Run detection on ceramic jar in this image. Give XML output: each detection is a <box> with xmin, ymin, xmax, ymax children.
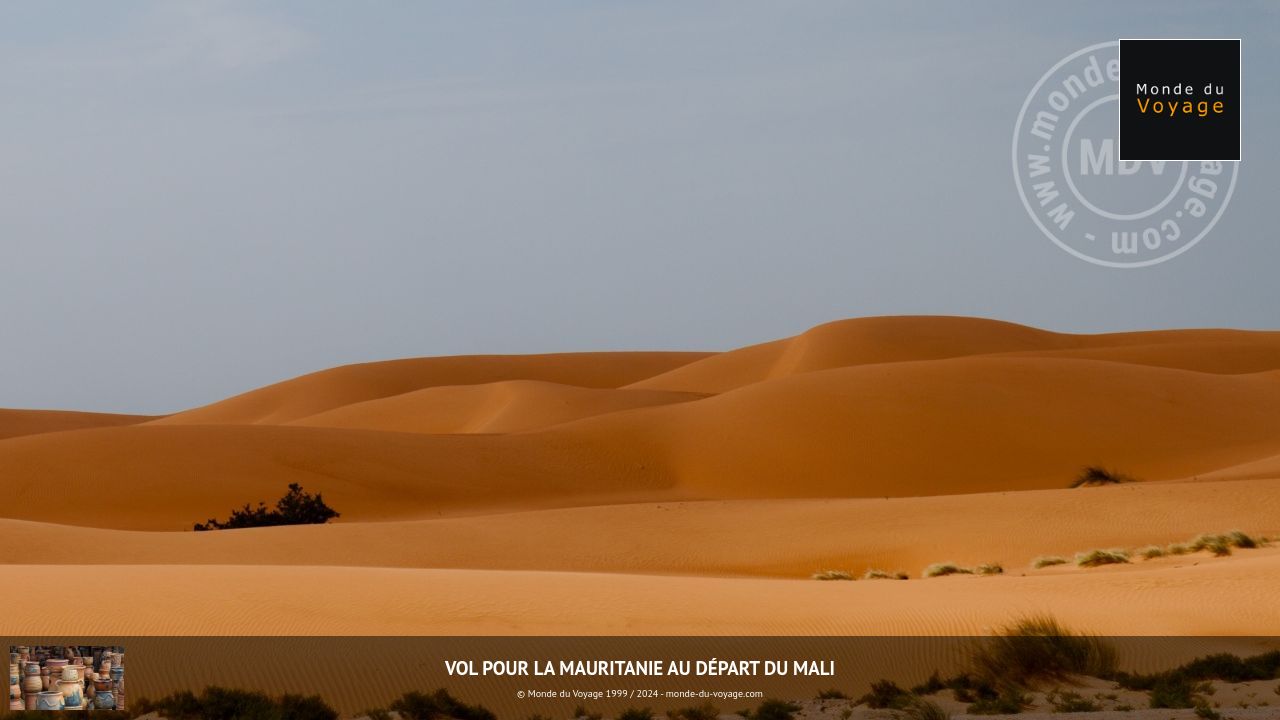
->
<box><xmin>59</xmin><ymin>678</ymin><xmax>83</xmax><ymax>709</ymax></box>
<box><xmin>96</xmin><ymin>688</ymin><xmax>116</xmax><ymax>710</ymax></box>
<box><xmin>111</xmin><ymin>665</ymin><xmax>124</xmax><ymax>683</ymax></box>
<box><xmin>21</xmin><ymin>671</ymin><xmax>41</xmax><ymax>694</ymax></box>
<box><xmin>36</xmin><ymin>690</ymin><xmax>63</xmax><ymax>711</ymax></box>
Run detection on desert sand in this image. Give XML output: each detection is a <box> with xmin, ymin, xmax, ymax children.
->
<box><xmin>4</xmin><ymin>316</ymin><xmax>1280</xmax><ymax>640</ymax></box>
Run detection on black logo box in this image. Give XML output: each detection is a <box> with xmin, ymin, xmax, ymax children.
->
<box><xmin>1119</xmin><ymin>38</ymin><xmax>1241</xmax><ymax>161</ymax></box>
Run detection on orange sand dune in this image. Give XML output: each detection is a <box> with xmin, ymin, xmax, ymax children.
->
<box><xmin>7</xmin><ymin>552</ymin><xmax>1280</xmax><ymax>636</ymax></box>
<box><xmin>289</xmin><ymin>380</ymin><xmax>705</xmax><ymax>434</ymax></box>
<box><xmin>0</xmin><ymin>408</ymin><xmax>153</xmax><ymax>441</ymax></box>
<box><xmin>4</xmin><ymin>357</ymin><xmax>1280</xmax><ymax>530</ymax></box>
<box><xmin>4</xmin><ymin>478</ymin><xmax>1277</xmax><ymax>577</ymax></box>
<box><xmin>629</xmin><ymin>316</ymin><xmax>1280</xmax><ymax>393</ymax></box>
<box><xmin>152</xmin><ymin>351</ymin><xmax>710</xmax><ymax>425</ymax></box>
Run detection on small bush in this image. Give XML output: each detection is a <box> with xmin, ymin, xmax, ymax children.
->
<box><xmin>751</xmin><ymin>699</ymin><xmax>800</xmax><ymax>720</ymax></box>
<box><xmin>617</xmin><ymin>707</ymin><xmax>654</xmax><ymax>720</ymax></box>
<box><xmin>857</xmin><ymin>679</ymin><xmax>912</xmax><ymax>709</ymax></box>
<box><xmin>862</xmin><ymin>568</ymin><xmax>909</xmax><ymax>580</ymax></box>
<box><xmin>815</xmin><ymin>689</ymin><xmax>847</xmax><ymax>699</ymax></box>
<box><xmin>811</xmin><ymin>569</ymin><xmax>853</xmax><ymax>580</ymax></box>
<box><xmin>975</xmin><ymin>562</ymin><xmax>1004</xmax><ymax>576</ymax></box>
<box><xmin>910</xmin><ymin>671</ymin><xmax>947</xmax><ymax>696</ymax></box>
<box><xmin>1139</xmin><ymin>544</ymin><xmax>1166</xmax><ymax>560</ymax></box>
<box><xmin>1031</xmin><ymin>555</ymin><xmax>1068</xmax><ymax>569</ymax></box>
<box><xmin>1149</xmin><ymin>675</ymin><xmax>1198</xmax><ymax>709</ymax></box>
<box><xmin>194</xmin><ymin>483</ymin><xmax>340</xmax><ymax>531</ymax></box>
<box><xmin>1167</xmin><ymin>542</ymin><xmax>1193</xmax><ymax>555</ymax></box>
<box><xmin>923</xmin><ymin>562</ymin><xmax>973</xmax><ymax>578</ymax></box>
<box><xmin>966</xmin><ymin>688</ymin><xmax>1028</xmax><ymax>715</ymax></box>
<box><xmin>1071</xmin><ymin>466</ymin><xmax>1134</xmax><ymax>488</ymax></box>
<box><xmin>1190</xmin><ymin>534</ymin><xmax>1232</xmax><ymax>556</ymax></box>
<box><xmin>1075</xmin><ymin>548</ymin><xmax>1130</xmax><ymax>567</ymax></box>
<box><xmin>970</xmin><ymin>615</ymin><xmax>1117</xmax><ymax>687</ymax></box>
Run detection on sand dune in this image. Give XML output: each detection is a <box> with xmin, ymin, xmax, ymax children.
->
<box><xmin>5</xmin><ymin>357</ymin><xmax>1280</xmax><ymax>530</ymax></box>
<box><xmin>4</xmin><ymin>478</ymin><xmax>1277</xmax><ymax>578</ymax></box>
<box><xmin>629</xmin><ymin>316</ymin><xmax>1280</xmax><ymax>393</ymax></box>
<box><xmin>151</xmin><ymin>351</ymin><xmax>710</xmax><ymax>425</ymax></box>
<box><xmin>4</xmin><ymin>315</ymin><xmax>1280</xmax><ymax>648</ymax></box>
<box><xmin>7</xmin><ymin>551</ymin><xmax>1280</xmax><ymax>636</ymax></box>
<box><xmin>0</xmin><ymin>408</ymin><xmax>152</xmax><ymax>440</ymax></box>
<box><xmin>290</xmin><ymin>380</ymin><xmax>705</xmax><ymax>434</ymax></box>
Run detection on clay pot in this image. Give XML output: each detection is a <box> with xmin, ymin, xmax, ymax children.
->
<box><xmin>95</xmin><ymin>688</ymin><xmax>116</xmax><ymax>710</ymax></box>
<box><xmin>24</xmin><ymin>694</ymin><xmax>38</xmax><ymax>711</ymax></box>
<box><xmin>61</xmin><ymin>665</ymin><xmax>80</xmax><ymax>682</ymax></box>
<box><xmin>36</xmin><ymin>690</ymin><xmax>63</xmax><ymax>711</ymax></box>
<box><xmin>9</xmin><ymin>697</ymin><xmax>23</xmax><ymax>711</ymax></box>
<box><xmin>21</xmin><ymin>673</ymin><xmax>42</xmax><ymax>694</ymax></box>
<box><xmin>45</xmin><ymin>659</ymin><xmax>67</xmax><ymax>671</ymax></box>
<box><xmin>111</xmin><ymin>665</ymin><xmax>124</xmax><ymax>683</ymax></box>
<box><xmin>23</xmin><ymin>662</ymin><xmax>39</xmax><ymax>677</ymax></box>
<box><xmin>95</xmin><ymin>677</ymin><xmax>112</xmax><ymax>692</ymax></box>
<box><xmin>59</xmin><ymin>678</ymin><xmax>83</xmax><ymax>709</ymax></box>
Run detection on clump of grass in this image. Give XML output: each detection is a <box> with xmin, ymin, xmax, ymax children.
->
<box><xmin>811</xmin><ymin>569</ymin><xmax>854</xmax><ymax>581</ymax></box>
<box><xmin>862</xmin><ymin>568</ymin><xmax>909</xmax><ymax>580</ymax></box>
<box><xmin>1031</xmin><ymin>555</ymin><xmax>1068</xmax><ymax>569</ymax></box>
<box><xmin>856</xmin><ymin>680</ymin><xmax>912</xmax><ymax>710</ymax></box>
<box><xmin>751</xmin><ymin>700</ymin><xmax>800</xmax><ymax>720</ymax></box>
<box><xmin>975</xmin><ymin>562</ymin><xmax>1004</xmax><ymax>576</ymax></box>
<box><xmin>923</xmin><ymin>562</ymin><xmax>974</xmax><ymax>578</ymax></box>
<box><xmin>1167</xmin><ymin>542</ymin><xmax>1193</xmax><ymax>555</ymax></box>
<box><xmin>1075</xmin><ymin>548</ymin><xmax>1130</xmax><ymax>567</ymax></box>
<box><xmin>1190</xmin><ymin>534</ymin><xmax>1233</xmax><ymax>557</ymax></box>
<box><xmin>1139</xmin><ymin>544</ymin><xmax>1166</xmax><ymax>560</ymax></box>
<box><xmin>970</xmin><ymin>615</ymin><xmax>1118</xmax><ymax>687</ymax></box>
<box><xmin>903</xmin><ymin>699</ymin><xmax>952</xmax><ymax>720</ymax></box>
<box><xmin>1070</xmin><ymin>465</ymin><xmax>1134</xmax><ymax>488</ymax></box>
<box><xmin>1227</xmin><ymin>529</ymin><xmax>1261</xmax><ymax>548</ymax></box>
<box><xmin>966</xmin><ymin>688</ymin><xmax>1028</xmax><ymax>715</ymax></box>
<box><xmin>815</xmin><ymin>689</ymin><xmax>847</xmax><ymax>700</ymax></box>
<box><xmin>1046</xmin><ymin>689</ymin><xmax>1102</xmax><ymax>713</ymax></box>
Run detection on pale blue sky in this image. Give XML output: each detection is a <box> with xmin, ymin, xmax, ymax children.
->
<box><xmin>2</xmin><ymin>1</ymin><xmax>1277</xmax><ymax>413</ymax></box>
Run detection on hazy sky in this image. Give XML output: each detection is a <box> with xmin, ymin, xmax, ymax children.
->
<box><xmin>2</xmin><ymin>1</ymin><xmax>1277</xmax><ymax>414</ymax></box>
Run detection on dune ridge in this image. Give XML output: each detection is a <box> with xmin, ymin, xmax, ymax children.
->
<box><xmin>3</xmin><ymin>316</ymin><xmax>1280</xmax><ymax>640</ymax></box>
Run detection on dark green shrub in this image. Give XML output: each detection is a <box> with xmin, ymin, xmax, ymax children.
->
<box><xmin>857</xmin><ymin>679</ymin><xmax>912</xmax><ymax>709</ymax></box>
<box><xmin>910</xmin><ymin>671</ymin><xmax>946</xmax><ymax>696</ymax></box>
<box><xmin>970</xmin><ymin>615</ymin><xmax>1117</xmax><ymax>686</ymax></box>
<box><xmin>1071</xmin><ymin>466</ymin><xmax>1133</xmax><ymax>487</ymax></box>
<box><xmin>195</xmin><ymin>483</ymin><xmax>340</xmax><ymax>530</ymax></box>
<box><xmin>966</xmin><ymin>687</ymin><xmax>1028</xmax><ymax>715</ymax></box>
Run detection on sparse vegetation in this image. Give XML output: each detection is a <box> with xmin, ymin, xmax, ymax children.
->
<box><xmin>1046</xmin><ymin>689</ymin><xmax>1102</xmax><ymax>712</ymax></box>
<box><xmin>903</xmin><ymin>698</ymin><xmax>952</xmax><ymax>720</ymax></box>
<box><xmin>1031</xmin><ymin>555</ymin><xmax>1068</xmax><ymax>569</ymax></box>
<box><xmin>970</xmin><ymin>615</ymin><xmax>1117</xmax><ymax>686</ymax></box>
<box><xmin>666</xmin><ymin>703</ymin><xmax>718</xmax><ymax>720</ymax></box>
<box><xmin>965</xmin><ymin>688</ymin><xmax>1028</xmax><ymax>715</ymax></box>
<box><xmin>1071</xmin><ymin>465</ymin><xmax>1134</xmax><ymax>488</ymax></box>
<box><xmin>618</xmin><ymin>707</ymin><xmax>654</xmax><ymax>720</ymax></box>
<box><xmin>923</xmin><ymin>562</ymin><xmax>973</xmax><ymax>578</ymax></box>
<box><xmin>815</xmin><ymin>689</ymin><xmax>848</xmax><ymax>700</ymax></box>
<box><xmin>133</xmin><ymin>687</ymin><xmax>339</xmax><ymax>720</ymax></box>
<box><xmin>857</xmin><ymin>679</ymin><xmax>913</xmax><ymax>710</ymax></box>
<box><xmin>392</xmin><ymin>690</ymin><xmax>497</xmax><ymax>720</ymax></box>
<box><xmin>194</xmin><ymin>483</ymin><xmax>340</xmax><ymax>531</ymax></box>
<box><xmin>975</xmin><ymin>562</ymin><xmax>1004</xmax><ymax>576</ymax></box>
<box><xmin>750</xmin><ymin>699</ymin><xmax>801</xmax><ymax>720</ymax></box>
<box><xmin>811</xmin><ymin>569</ymin><xmax>854</xmax><ymax>580</ymax></box>
<box><xmin>1139</xmin><ymin>544</ymin><xmax>1166</xmax><ymax>559</ymax></box>
<box><xmin>574</xmin><ymin>705</ymin><xmax>604</xmax><ymax>720</ymax></box>
<box><xmin>862</xmin><ymin>568</ymin><xmax>909</xmax><ymax>580</ymax></box>
<box><xmin>1075</xmin><ymin>548</ymin><xmax>1130</xmax><ymax>567</ymax></box>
